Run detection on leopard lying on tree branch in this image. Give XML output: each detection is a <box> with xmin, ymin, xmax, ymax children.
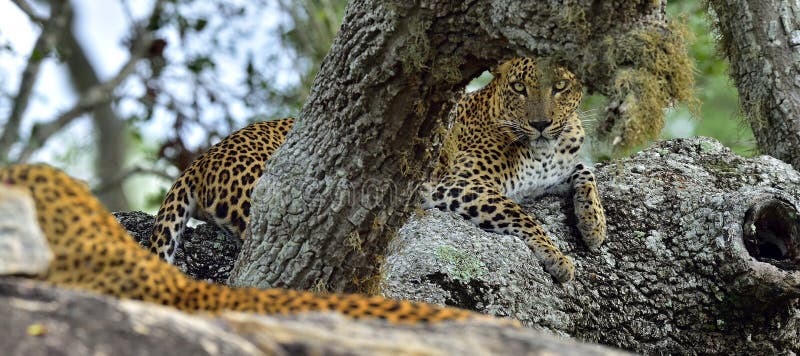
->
<box><xmin>151</xmin><ymin>58</ymin><xmax>606</xmax><ymax>283</ymax></box>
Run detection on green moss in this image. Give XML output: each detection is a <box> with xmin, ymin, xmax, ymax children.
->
<box><xmin>698</xmin><ymin>140</ymin><xmax>717</xmax><ymax>153</ymax></box>
<box><xmin>434</xmin><ymin>245</ymin><xmax>486</xmax><ymax>282</ymax></box>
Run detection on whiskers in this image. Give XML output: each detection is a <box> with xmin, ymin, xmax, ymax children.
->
<box><xmin>496</xmin><ymin>120</ymin><xmax>529</xmax><ymax>149</ymax></box>
<box><xmin>577</xmin><ymin>108</ymin><xmax>601</xmax><ymax>128</ymax></box>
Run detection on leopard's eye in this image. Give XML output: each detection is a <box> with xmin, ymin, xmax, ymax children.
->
<box><xmin>510</xmin><ymin>82</ymin><xmax>526</xmax><ymax>95</ymax></box>
<box><xmin>553</xmin><ymin>80</ymin><xmax>568</xmax><ymax>92</ymax></box>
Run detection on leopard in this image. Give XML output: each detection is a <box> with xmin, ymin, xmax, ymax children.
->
<box><xmin>152</xmin><ymin>119</ymin><xmax>293</xmax><ymax>263</ymax></box>
<box><xmin>0</xmin><ymin>163</ymin><xmax>485</xmax><ymax>324</ymax></box>
<box><xmin>150</xmin><ymin>57</ymin><xmax>605</xmax><ymax>283</ymax></box>
<box><xmin>421</xmin><ymin>57</ymin><xmax>606</xmax><ymax>282</ymax></box>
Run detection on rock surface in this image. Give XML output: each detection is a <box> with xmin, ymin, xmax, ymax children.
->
<box><xmin>0</xmin><ymin>185</ymin><xmax>52</xmax><ymax>276</ymax></box>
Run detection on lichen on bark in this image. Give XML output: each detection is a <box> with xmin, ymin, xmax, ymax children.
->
<box><xmin>707</xmin><ymin>0</ymin><xmax>800</xmax><ymax>171</ymax></box>
<box><xmin>584</xmin><ymin>20</ymin><xmax>696</xmax><ymax>151</ymax></box>
<box><xmin>384</xmin><ymin>137</ymin><xmax>800</xmax><ymax>354</ymax></box>
<box><xmin>115</xmin><ymin>137</ymin><xmax>800</xmax><ymax>353</ymax></box>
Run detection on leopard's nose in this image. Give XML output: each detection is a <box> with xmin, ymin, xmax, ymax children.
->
<box><xmin>530</xmin><ymin>120</ymin><xmax>552</xmax><ymax>132</ymax></box>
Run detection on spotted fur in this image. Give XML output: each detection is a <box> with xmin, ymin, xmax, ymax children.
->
<box><xmin>422</xmin><ymin>58</ymin><xmax>606</xmax><ymax>283</ymax></box>
<box><xmin>150</xmin><ymin>57</ymin><xmax>605</xmax><ymax>283</ymax></box>
<box><xmin>0</xmin><ymin>163</ymin><xmax>483</xmax><ymax>324</ymax></box>
<box><xmin>151</xmin><ymin>119</ymin><xmax>293</xmax><ymax>262</ymax></box>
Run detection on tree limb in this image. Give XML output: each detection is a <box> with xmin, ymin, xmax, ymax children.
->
<box><xmin>10</xmin><ymin>0</ymin><xmax>46</xmax><ymax>23</ymax></box>
<box><xmin>231</xmin><ymin>0</ymin><xmax>690</xmax><ymax>292</ymax></box>
<box><xmin>16</xmin><ymin>33</ymin><xmax>154</xmax><ymax>162</ymax></box>
<box><xmin>0</xmin><ymin>0</ymin><xmax>71</xmax><ymax>161</ymax></box>
<box><xmin>382</xmin><ymin>137</ymin><xmax>800</xmax><ymax>354</ymax></box>
<box><xmin>91</xmin><ymin>165</ymin><xmax>174</xmax><ymax>197</ymax></box>
<box><xmin>114</xmin><ymin>137</ymin><xmax>800</xmax><ymax>354</ymax></box>
<box><xmin>707</xmin><ymin>0</ymin><xmax>800</xmax><ymax>170</ymax></box>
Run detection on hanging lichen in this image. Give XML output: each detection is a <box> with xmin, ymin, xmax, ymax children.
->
<box><xmin>583</xmin><ymin>19</ymin><xmax>697</xmax><ymax>152</ymax></box>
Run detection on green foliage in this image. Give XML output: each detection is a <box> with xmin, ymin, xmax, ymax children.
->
<box><xmin>276</xmin><ymin>0</ymin><xmax>346</xmax><ymax>106</ymax></box>
<box><xmin>664</xmin><ymin>0</ymin><xmax>754</xmax><ymax>156</ymax></box>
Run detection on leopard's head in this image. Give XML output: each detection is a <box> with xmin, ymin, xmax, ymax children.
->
<box><xmin>490</xmin><ymin>57</ymin><xmax>582</xmax><ymax>149</ymax></box>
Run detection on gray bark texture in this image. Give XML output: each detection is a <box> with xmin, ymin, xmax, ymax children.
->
<box><xmin>0</xmin><ymin>278</ymin><xmax>627</xmax><ymax>356</ymax></box>
<box><xmin>384</xmin><ymin>137</ymin><xmax>800</xmax><ymax>354</ymax></box>
<box><xmin>708</xmin><ymin>0</ymin><xmax>800</xmax><ymax>171</ymax></box>
<box><xmin>116</xmin><ymin>137</ymin><xmax>800</xmax><ymax>354</ymax></box>
<box><xmin>231</xmin><ymin>0</ymin><xmax>688</xmax><ymax>293</ymax></box>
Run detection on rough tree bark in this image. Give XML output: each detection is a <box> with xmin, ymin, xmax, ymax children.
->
<box><xmin>383</xmin><ymin>137</ymin><xmax>800</xmax><ymax>354</ymax></box>
<box><xmin>113</xmin><ymin>136</ymin><xmax>800</xmax><ymax>353</ymax></box>
<box><xmin>230</xmin><ymin>0</ymin><xmax>691</xmax><ymax>292</ymax></box>
<box><xmin>708</xmin><ymin>0</ymin><xmax>800</xmax><ymax>170</ymax></box>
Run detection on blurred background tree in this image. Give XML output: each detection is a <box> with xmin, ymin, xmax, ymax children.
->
<box><xmin>0</xmin><ymin>0</ymin><xmax>752</xmax><ymax>213</ymax></box>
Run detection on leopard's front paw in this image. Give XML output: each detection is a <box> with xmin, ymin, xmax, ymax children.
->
<box><xmin>575</xmin><ymin>196</ymin><xmax>606</xmax><ymax>250</ymax></box>
<box><xmin>543</xmin><ymin>253</ymin><xmax>575</xmax><ymax>283</ymax></box>
<box><xmin>576</xmin><ymin>204</ymin><xmax>606</xmax><ymax>251</ymax></box>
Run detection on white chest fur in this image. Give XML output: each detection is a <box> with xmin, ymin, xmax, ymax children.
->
<box><xmin>502</xmin><ymin>140</ymin><xmax>579</xmax><ymax>202</ymax></box>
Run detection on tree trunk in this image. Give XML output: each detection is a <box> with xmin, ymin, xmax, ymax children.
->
<box><xmin>230</xmin><ymin>0</ymin><xmax>691</xmax><ymax>292</ymax></box>
<box><xmin>708</xmin><ymin>0</ymin><xmax>800</xmax><ymax>170</ymax></box>
<box><xmin>60</xmin><ymin>23</ymin><xmax>129</xmax><ymax>211</ymax></box>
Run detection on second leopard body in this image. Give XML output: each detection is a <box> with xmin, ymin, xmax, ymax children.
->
<box><xmin>1</xmin><ymin>164</ymin><xmax>479</xmax><ymax>324</ymax></box>
<box><xmin>151</xmin><ymin>57</ymin><xmax>606</xmax><ymax>282</ymax></box>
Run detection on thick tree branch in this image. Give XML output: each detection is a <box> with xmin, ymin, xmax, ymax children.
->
<box><xmin>382</xmin><ymin>137</ymin><xmax>800</xmax><ymax>354</ymax></box>
<box><xmin>708</xmin><ymin>0</ymin><xmax>800</xmax><ymax>170</ymax></box>
<box><xmin>17</xmin><ymin>33</ymin><xmax>154</xmax><ymax>162</ymax></box>
<box><xmin>231</xmin><ymin>0</ymin><xmax>689</xmax><ymax>292</ymax></box>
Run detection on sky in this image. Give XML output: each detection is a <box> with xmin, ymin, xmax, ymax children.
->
<box><xmin>0</xmin><ymin>0</ymin><xmax>293</xmax><ymax>211</ymax></box>
<box><xmin>0</xmin><ymin>0</ymin><xmax>703</xmax><ymax>211</ymax></box>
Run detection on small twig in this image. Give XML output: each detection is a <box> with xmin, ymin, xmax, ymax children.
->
<box><xmin>16</xmin><ymin>33</ymin><xmax>156</xmax><ymax>162</ymax></box>
<box><xmin>91</xmin><ymin>165</ymin><xmax>176</xmax><ymax>196</ymax></box>
<box><xmin>10</xmin><ymin>0</ymin><xmax>46</xmax><ymax>23</ymax></box>
<box><xmin>0</xmin><ymin>0</ymin><xmax>71</xmax><ymax>161</ymax></box>
<box><xmin>118</xmin><ymin>0</ymin><xmax>136</xmax><ymax>25</ymax></box>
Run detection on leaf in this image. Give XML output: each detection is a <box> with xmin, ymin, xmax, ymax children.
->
<box><xmin>186</xmin><ymin>57</ymin><xmax>215</xmax><ymax>73</ymax></box>
<box><xmin>26</xmin><ymin>324</ymin><xmax>47</xmax><ymax>336</ymax></box>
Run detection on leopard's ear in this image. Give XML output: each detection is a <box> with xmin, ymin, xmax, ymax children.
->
<box><xmin>490</xmin><ymin>58</ymin><xmax>518</xmax><ymax>78</ymax></box>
